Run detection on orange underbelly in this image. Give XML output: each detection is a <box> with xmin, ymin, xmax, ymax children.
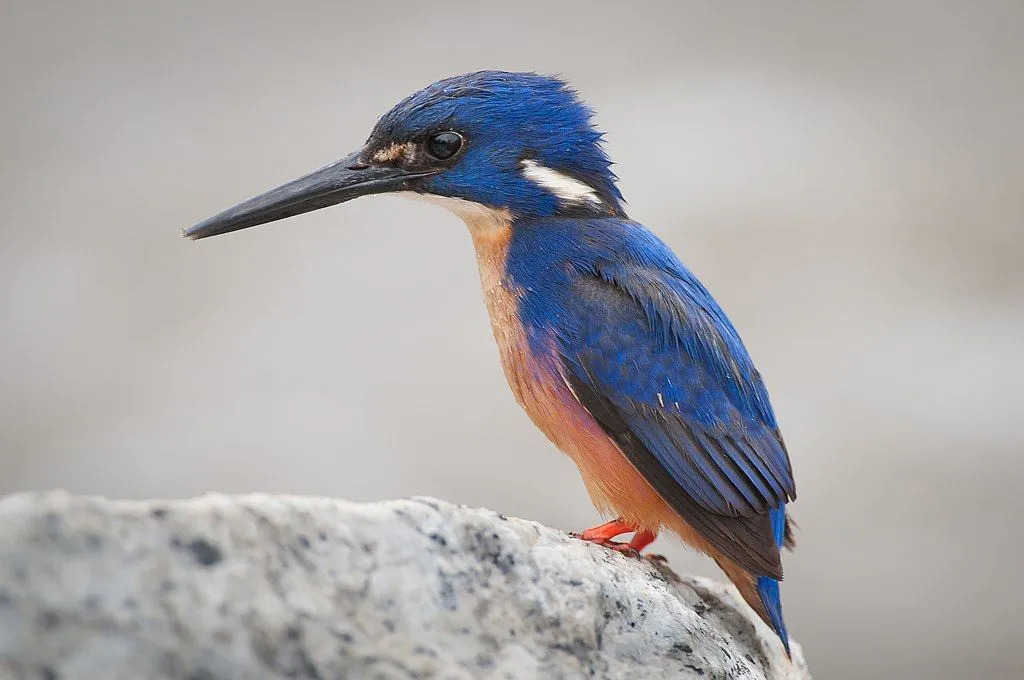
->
<box><xmin>507</xmin><ymin>341</ymin><xmax>669</xmax><ymax>530</ymax></box>
<box><xmin>469</xmin><ymin>225</ymin><xmax>681</xmax><ymax>537</ymax></box>
<box><xmin>498</xmin><ymin>319</ymin><xmax>721</xmax><ymax>558</ymax></box>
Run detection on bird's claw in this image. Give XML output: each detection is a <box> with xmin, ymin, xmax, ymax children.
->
<box><xmin>601</xmin><ymin>540</ymin><xmax>642</xmax><ymax>559</ymax></box>
<box><xmin>569</xmin><ymin>531</ymin><xmax>644</xmax><ymax>560</ymax></box>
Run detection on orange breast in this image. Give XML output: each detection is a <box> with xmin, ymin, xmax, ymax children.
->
<box><xmin>468</xmin><ymin>220</ymin><xmax>700</xmax><ymax>540</ymax></box>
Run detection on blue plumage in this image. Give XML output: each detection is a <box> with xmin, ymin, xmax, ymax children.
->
<box><xmin>187</xmin><ymin>70</ymin><xmax>798</xmax><ymax>654</ymax></box>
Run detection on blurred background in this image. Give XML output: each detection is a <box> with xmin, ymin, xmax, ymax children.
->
<box><xmin>2</xmin><ymin>1</ymin><xmax>1022</xmax><ymax>677</ymax></box>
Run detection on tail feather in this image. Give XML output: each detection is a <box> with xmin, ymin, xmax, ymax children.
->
<box><xmin>756</xmin><ymin>575</ymin><xmax>790</xmax><ymax>656</ymax></box>
<box><xmin>713</xmin><ymin>507</ymin><xmax>792</xmax><ymax>656</ymax></box>
<box><xmin>761</xmin><ymin>507</ymin><xmax>791</xmax><ymax>655</ymax></box>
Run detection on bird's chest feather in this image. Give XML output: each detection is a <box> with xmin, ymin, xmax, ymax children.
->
<box><xmin>468</xmin><ymin>219</ymin><xmax>669</xmax><ymax>525</ymax></box>
<box><xmin>473</xmin><ymin>229</ymin><xmax>593</xmax><ymax>472</ymax></box>
<box><xmin>469</xmin><ymin>221</ymin><xmax>553</xmax><ymax>410</ymax></box>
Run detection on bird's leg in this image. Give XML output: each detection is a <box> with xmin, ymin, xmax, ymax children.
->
<box><xmin>627</xmin><ymin>529</ymin><xmax>657</xmax><ymax>553</ymax></box>
<box><xmin>572</xmin><ymin>519</ymin><xmax>657</xmax><ymax>559</ymax></box>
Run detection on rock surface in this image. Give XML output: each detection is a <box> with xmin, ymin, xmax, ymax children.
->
<box><xmin>0</xmin><ymin>492</ymin><xmax>809</xmax><ymax>680</ymax></box>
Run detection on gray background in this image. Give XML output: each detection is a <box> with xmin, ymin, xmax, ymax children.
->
<box><xmin>2</xmin><ymin>1</ymin><xmax>1022</xmax><ymax>678</ymax></box>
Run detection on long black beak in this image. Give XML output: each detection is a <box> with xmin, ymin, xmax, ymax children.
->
<box><xmin>184</xmin><ymin>150</ymin><xmax>435</xmax><ymax>240</ymax></box>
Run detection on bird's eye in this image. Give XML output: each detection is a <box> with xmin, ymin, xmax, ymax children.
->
<box><xmin>425</xmin><ymin>132</ymin><xmax>464</xmax><ymax>160</ymax></box>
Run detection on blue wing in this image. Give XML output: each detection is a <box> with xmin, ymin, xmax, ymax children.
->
<box><xmin>556</xmin><ymin>237</ymin><xmax>796</xmax><ymax>577</ymax></box>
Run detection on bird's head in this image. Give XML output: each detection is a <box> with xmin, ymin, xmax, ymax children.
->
<box><xmin>185</xmin><ymin>71</ymin><xmax>624</xmax><ymax>240</ymax></box>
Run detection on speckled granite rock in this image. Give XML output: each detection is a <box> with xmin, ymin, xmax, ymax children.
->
<box><xmin>0</xmin><ymin>492</ymin><xmax>809</xmax><ymax>680</ymax></box>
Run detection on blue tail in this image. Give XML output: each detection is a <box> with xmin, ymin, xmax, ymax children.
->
<box><xmin>757</xmin><ymin>508</ymin><xmax>791</xmax><ymax>655</ymax></box>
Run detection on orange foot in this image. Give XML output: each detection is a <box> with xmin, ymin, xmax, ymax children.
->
<box><xmin>571</xmin><ymin>518</ymin><xmax>658</xmax><ymax>558</ymax></box>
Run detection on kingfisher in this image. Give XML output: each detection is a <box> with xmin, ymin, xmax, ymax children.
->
<box><xmin>185</xmin><ymin>71</ymin><xmax>797</xmax><ymax>653</ymax></box>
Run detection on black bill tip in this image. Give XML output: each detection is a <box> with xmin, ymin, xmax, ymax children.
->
<box><xmin>184</xmin><ymin>150</ymin><xmax>437</xmax><ymax>241</ymax></box>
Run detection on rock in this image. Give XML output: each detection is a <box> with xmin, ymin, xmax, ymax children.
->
<box><xmin>0</xmin><ymin>492</ymin><xmax>809</xmax><ymax>680</ymax></box>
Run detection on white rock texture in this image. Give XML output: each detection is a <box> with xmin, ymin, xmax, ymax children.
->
<box><xmin>0</xmin><ymin>492</ymin><xmax>809</xmax><ymax>680</ymax></box>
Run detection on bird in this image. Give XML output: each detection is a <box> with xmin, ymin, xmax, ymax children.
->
<box><xmin>185</xmin><ymin>70</ymin><xmax>798</xmax><ymax>654</ymax></box>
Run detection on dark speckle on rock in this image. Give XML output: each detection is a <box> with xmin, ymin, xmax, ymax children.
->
<box><xmin>672</xmin><ymin>642</ymin><xmax>693</xmax><ymax>656</ymax></box>
<box><xmin>438</xmin><ymin>572</ymin><xmax>457</xmax><ymax>611</ymax></box>
<box><xmin>568</xmin><ymin>579</ymin><xmax>583</xmax><ymax>586</ymax></box>
<box><xmin>40</xmin><ymin>610</ymin><xmax>59</xmax><ymax>630</ymax></box>
<box><xmin>150</xmin><ymin>507</ymin><xmax>168</xmax><ymax>519</ymax></box>
<box><xmin>414</xmin><ymin>498</ymin><xmax>441</xmax><ymax>512</ymax></box>
<box><xmin>466</xmin><ymin>527</ymin><xmax>517</xmax><ymax>574</ymax></box>
<box><xmin>185</xmin><ymin>538</ymin><xmax>223</xmax><ymax>567</ymax></box>
<box><xmin>685</xmin><ymin>664</ymin><xmax>706</xmax><ymax>675</ymax></box>
<box><xmin>43</xmin><ymin>512</ymin><xmax>60</xmax><ymax>538</ymax></box>
<box><xmin>553</xmin><ymin>639</ymin><xmax>595</xmax><ymax>666</ymax></box>
<box><xmin>40</xmin><ymin>666</ymin><xmax>59</xmax><ymax>680</ymax></box>
<box><xmin>298</xmin><ymin>535</ymin><xmax>311</xmax><ymax>549</ymax></box>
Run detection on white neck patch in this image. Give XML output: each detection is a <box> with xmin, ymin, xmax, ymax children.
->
<box><xmin>520</xmin><ymin>159</ymin><xmax>603</xmax><ymax>207</ymax></box>
<box><xmin>396</xmin><ymin>192</ymin><xmax>513</xmax><ymax>238</ymax></box>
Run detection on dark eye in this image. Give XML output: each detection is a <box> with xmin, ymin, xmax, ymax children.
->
<box><xmin>425</xmin><ymin>131</ymin><xmax>464</xmax><ymax>160</ymax></box>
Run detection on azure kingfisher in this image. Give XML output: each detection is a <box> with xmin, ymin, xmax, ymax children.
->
<box><xmin>185</xmin><ymin>71</ymin><xmax>797</xmax><ymax>654</ymax></box>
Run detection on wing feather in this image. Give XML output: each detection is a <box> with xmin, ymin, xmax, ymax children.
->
<box><xmin>559</xmin><ymin>264</ymin><xmax>796</xmax><ymax>577</ymax></box>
